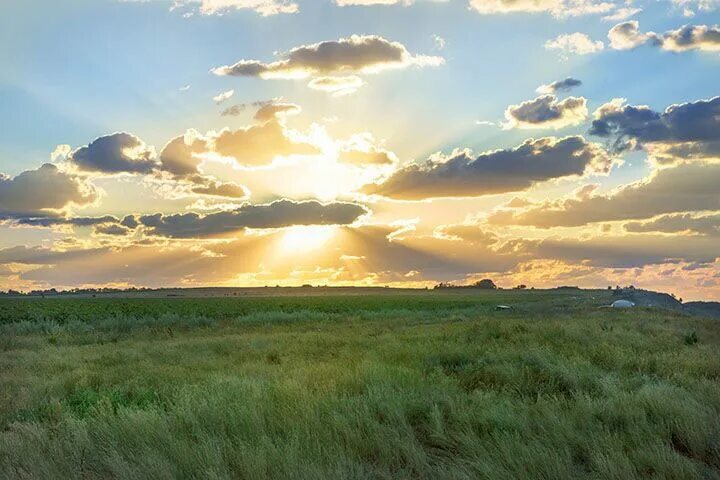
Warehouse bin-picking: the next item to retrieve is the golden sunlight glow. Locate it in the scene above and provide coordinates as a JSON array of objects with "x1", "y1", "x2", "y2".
[{"x1": 279, "y1": 225, "x2": 336, "y2": 253}]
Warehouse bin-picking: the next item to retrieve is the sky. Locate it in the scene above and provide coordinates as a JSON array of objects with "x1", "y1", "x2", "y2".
[{"x1": 0, "y1": 0, "x2": 719, "y2": 299}]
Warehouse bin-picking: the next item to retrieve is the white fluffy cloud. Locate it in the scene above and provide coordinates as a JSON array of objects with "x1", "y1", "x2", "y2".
[
  {"x1": 608, "y1": 22, "x2": 720, "y2": 52},
  {"x1": 608, "y1": 21, "x2": 659, "y2": 50},
  {"x1": 174, "y1": 0, "x2": 298, "y2": 16},
  {"x1": 470, "y1": 0, "x2": 614, "y2": 17},
  {"x1": 213, "y1": 89, "x2": 235, "y2": 104},
  {"x1": 545, "y1": 33, "x2": 605, "y2": 56},
  {"x1": 307, "y1": 76, "x2": 366, "y2": 96}
]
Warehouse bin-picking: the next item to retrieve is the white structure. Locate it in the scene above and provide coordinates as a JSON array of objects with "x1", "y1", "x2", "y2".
[{"x1": 611, "y1": 299, "x2": 635, "y2": 309}]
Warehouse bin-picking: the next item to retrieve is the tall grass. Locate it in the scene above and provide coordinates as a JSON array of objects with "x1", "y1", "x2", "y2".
[{"x1": 1, "y1": 292, "x2": 718, "y2": 479}]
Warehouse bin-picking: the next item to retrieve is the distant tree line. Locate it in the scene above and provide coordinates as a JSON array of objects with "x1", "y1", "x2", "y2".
[
  {"x1": 434, "y1": 279, "x2": 499, "y2": 290},
  {"x1": 0, "y1": 287, "x2": 154, "y2": 297}
]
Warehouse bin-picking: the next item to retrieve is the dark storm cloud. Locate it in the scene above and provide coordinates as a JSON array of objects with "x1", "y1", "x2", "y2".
[
  {"x1": 0, "y1": 164, "x2": 98, "y2": 217},
  {"x1": 139, "y1": 199, "x2": 369, "y2": 238},
  {"x1": 362, "y1": 136, "x2": 612, "y2": 200},
  {"x1": 69, "y1": 133, "x2": 157, "y2": 174}
]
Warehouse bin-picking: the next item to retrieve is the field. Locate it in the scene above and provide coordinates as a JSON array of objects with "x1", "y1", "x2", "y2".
[{"x1": 1, "y1": 289, "x2": 719, "y2": 479}]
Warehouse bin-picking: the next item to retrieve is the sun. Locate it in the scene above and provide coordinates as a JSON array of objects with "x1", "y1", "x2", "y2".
[{"x1": 278, "y1": 225, "x2": 335, "y2": 253}]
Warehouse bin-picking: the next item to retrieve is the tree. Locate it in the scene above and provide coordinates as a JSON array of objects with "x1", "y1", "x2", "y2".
[{"x1": 474, "y1": 279, "x2": 497, "y2": 290}]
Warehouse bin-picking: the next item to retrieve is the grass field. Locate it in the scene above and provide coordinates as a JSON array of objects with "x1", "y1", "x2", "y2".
[{"x1": 1, "y1": 290, "x2": 719, "y2": 479}]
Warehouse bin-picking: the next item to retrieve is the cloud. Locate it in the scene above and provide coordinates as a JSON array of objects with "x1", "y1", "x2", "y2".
[
  {"x1": 490, "y1": 162, "x2": 720, "y2": 227},
  {"x1": 469, "y1": 0, "x2": 614, "y2": 17},
  {"x1": 0, "y1": 164, "x2": 98, "y2": 218},
  {"x1": 155, "y1": 130, "x2": 254, "y2": 199},
  {"x1": 336, "y1": 133, "x2": 398, "y2": 166},
  {"x1": 174, "y1": 0, "x2": 299, "y2": 16},
  {"x1": 211, "y1": 35, "x2": 443, "y2": 91},
  {"x1": 95, "y1": 224, "x2": 132, "y2": 236},
  {"x1": 504, "y1": 95, "x2": 588, "y2": 129},
  {"x1": 536, "y1": 77, "x2": 582, "y2": 94},
  {"x1": 0, "y1": 245, "x2": 108, "y2": 266},
  {"x1": 532, "y1": 234, "x2": 720, "y2": 267},
  {"x1": 66, "y1": 103, "x2": 316, "y2": 183},
  {"x1": 253, "y1": 102, "x2": 301, "y2": 122},
  {"x1": 607, "y1": 21, "x2": 660, "y2": 50},
  {"x1": 362, "y1": 136, "x2": 613, "y2": 200},
  {"x1": 68, "y1": 133, "x2": 157, "y2": 174},
  {"x1": 307, "y1": 76, "x2": 365, "y2": 96},
  {"x1": 139, "y1": 199, "x2": 369, "y2": 238},
  {"x1": 334, "y1": 0, "x2": 415, "y2": 5},
  {"x1": 5, "y1": 215, "x2": 720, "y2": 296},
  {"x1": 607, "y1": 22, "x2": 720, "y2": 52},
  {"x1": 545, "y1": 33, "x2": 604, "y2": 56},
  {"x1": 221, "y1": 99, "x2": 276, "y2": 117},
  {"x1": 121, "y1": 215, "x2": 140, "y2": 229},
  {"x1": 221, "y1": 104, "x2": 248, "y2": 116},
  {"x1": 331, "y1": 0, "x2": 453, "y2": 7},
  {"x1": 624, "y1": 212, "x2": 720, "y2": 236},
  {"x1": 671, "y1": 0, "x2": 719, "y2": 17},
  {"x1": 433, "y1": 223, "x2": 498, "y2": 245},
  {"x1": 338, "y1": 149, "x2": 396, "y2": 166},
  {"x1": 601, "y1": 7, "x2": 641, "y2": 21},
  {"x1": 190, "y1": 181, "x2": 250, "y2": 199},
  {"x1": 213, "y1": 89, "x2": 235, "y2": 104},
  {"x1": 0, "y1": 222, "x2": 516, "y2": 289},
  {"x1": 661, "y1": 24, "x2": 720, "y2": 52},
  {"x1": 212, "y1": 117, "x2": 319, "y2": 166},
  {"x1": 589, "y1": 96, "x2": 720, "y2": 163},
  {"x1": 11, "y1": 215, "x2": 119, "y2": 228},
  {"x1": 158, "y1": 130, "x2": 210, "y2": 178}
]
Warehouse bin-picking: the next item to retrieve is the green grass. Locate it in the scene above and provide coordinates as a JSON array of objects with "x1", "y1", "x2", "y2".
[{"x1": 1, "y1": 291, "x2": 719, "y2": 479}]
